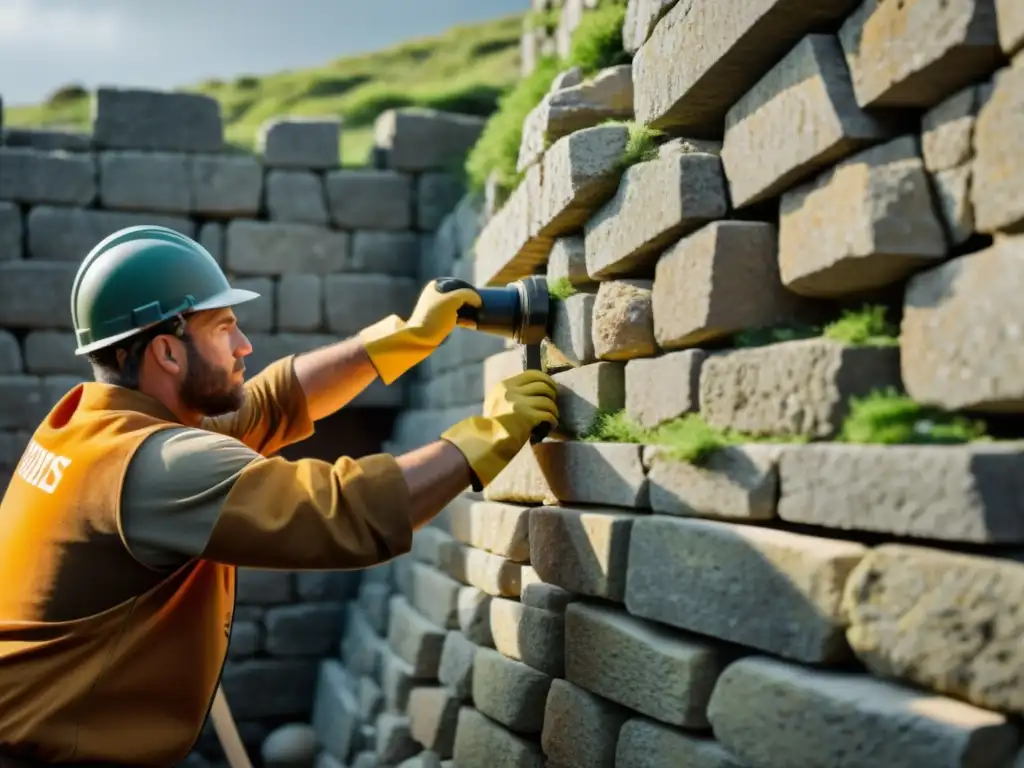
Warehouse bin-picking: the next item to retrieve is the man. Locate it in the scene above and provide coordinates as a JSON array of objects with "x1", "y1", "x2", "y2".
[{"x1": 0, "y1": 225, "x2": 559, "y2": 766}]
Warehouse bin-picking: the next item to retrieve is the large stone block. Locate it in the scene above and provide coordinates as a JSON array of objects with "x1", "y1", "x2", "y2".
[
  {"x1": 92, "y1": 87, "x2": 223, "y2": 152},
  {"x1": 0, "y1": 377, "x2": 53, "y2": 430},
  {"x1": 374, "y1": 109, "x2": 486, "y2": 172},
  {"x1": 264, "y1": 169, "x2": 328, "y2": 224},
  {"x1": 972, "y1": 65, "x2": 1024, "y2": 234},
  {"x1": 0, "y1": 331, "x2": 22, "y2": 374},
  {"x1": 310, "y1": 660, "x2": 359, "y2": 762},
  {"x1": 839, "y1": 0, "x2": 1003, "y2": 109},
  {"x1": 198, "y1": 222, "x2": 224, "y2": 265},
  {"x1": 451, "y1": 707, "x2": 544, "y2": 768},
  {"x1": 653, "y1": 221, "x2": 823, "y2": 348},
  {"x1": 623, "y1": 0, "x2": 679, "y2": 53},
  {"x1": 448, "y1": 501, "x2": 531, "y2": 562},
  {"x1": 548, "y1": 293, "x2": 597, "y2": 368},
  {"x1": 23, "y1": 332, "x2": 93, "y2": 377},
  {"x1": 224, "y1": 277, "x2": 272, "y2": 333},
  {"x1": 844, "y1": 544, "x2": 1024, "y2": 716},
  {"x1": 0, "y1": 202, "x2": 21, "y2": 261},
  {"x1": 190, "y1": 154, "x2": 263, "y2": 217},
  {"x1": 551, "y1": 362, "x2": 625, "y2": 437},
  {"x1": 902, "y1": 236, "x2": 1024, "y2": 410},
  {"x1": 699, "y1": 339, "x2": 901, "y2": 439},
  {"x1": 437, "y1": 631, "x2": 477, "y2": 701},
  {"x1": 264, "y1": 603, "x2": 344, "y2": 657},
  {"x1": 341, "y1": 603, "x2": 386, "y2": 679},
  {"x1": 26, "y1": 206, "x2": 194, "y2": 263},
  {"x1": 566, "y1": 602, "x2": 730, "y2": 729},
  {"x1": 417, "y1": 172, "x2": 464, "y2": 231},
  {"x1": 226, "y1": 220, "x2": 349, "y2": 275},
  {"x1": 350, "y1": 231, "x2": 420, "y2": 276},
  {"x1": 472, "y1": 646, "x2": 553, "y2": 734},
  {"x1": 3, "y1": 128, "x2": 91, "y2": 153},
  {"x1": 998, "y1": 0, "x2": 1024, "y2": 54},
  {"x1": 380, "y1": 649, "x2": 418, "y2": 713},
  {"x1": 323, "y1": 275, "x2": 418, "y2": 335},
  {"x1": 644, "y1": 443, "x2": 782, "y2": 521},
  {"x1": 325, "y1": 170, "x2": 413, "y2": 230},
  {"x1": 584, "y1": 150, "x2": 728, "y2": 280},
  {"x1": 376, "y1": 713, "x2": 420, "y2": 764},
  {"x1": 483, "y1": 444, "x2": 554, "y2": 505},
  {"x1": 922, "y1": 84, "x2": 985, "y2": 173},
  {"x1": 542, "y1": 679, "x2": 630, "y2": 768},
  {"x1": 633, "y1": 0, "x2": 862, "y2": 133},
  {"x1": 722, "y1": 34, "x2": 893, "y2": 208},
  {"x1": 707, "y1": 656, "x2": 1020, "y2": 768},
  {"x1": 257, "y1": 117, "x2": 340, "y2": 170},
  {"x1": 220, "y1": 659, "x2": 318, "y2": 720},
  {"x1": 489, "y1": 598, "x2": 565, "y2": 678},
  {"x1": 529, "y1": 505, "x2": 641, "y2": 602},
  {"x1": 616, "y1": 719, "x2": 743, "y2": 768},
  {"x1": 545, "y1": 235, "x2": 593, "y2": 287},
  {"x1": 626, "y1": 516, "x2": 867, "y2": 663},
  {"x1": 407, "y1": 687, "x2": 459, "y2": 757},
  {"x1": 386, "y1": 596, "x2": 446, "y2": 678},
  {"x1": 779, "y1": 136, "x2": 948, "y2": 297},
  {"x1": 538, "y1": 123, "x2": 630, "y2": 237},
  {"x1": 0, "y1": 148, "x2": 95, "y2": 206},
  {"x1": 98, "y1": 151, "x2": 191, "y2": 213},
  {"x1": 534, "y1": 441, "x2": 648, "y2": 507},
  {"x1": 275, "y1": 274, "x2": 324, "y2": 332},
  {"x1": 405, "y1": 563, "x2": 461, "y2": 630},
  {"x1": 0, "y1": 262, "x2": 78, "y2": 329},
  {"x1": 625, "y1": 349, "x2": 704, "y2": 429},
  {"x1": 440, "y1": 541, "x2": 523, "y2": 598},
  {"x1": 592, "y1": 279, "x2": 657, "y2": 361}
]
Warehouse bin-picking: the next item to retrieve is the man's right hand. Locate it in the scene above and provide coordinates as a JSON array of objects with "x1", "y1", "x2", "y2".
[{"x1": 441, "y1": 370, "x2": 559, "y2": 489}]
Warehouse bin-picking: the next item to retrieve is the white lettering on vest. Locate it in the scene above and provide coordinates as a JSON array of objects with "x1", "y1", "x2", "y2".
[{"x1": 15, "y1": 439, "x2": 72, "y2": 494}]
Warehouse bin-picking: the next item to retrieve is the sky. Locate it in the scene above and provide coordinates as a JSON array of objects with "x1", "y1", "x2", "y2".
[{"x1": 0, "y1": 0, "x2": 530, "y2": 106}]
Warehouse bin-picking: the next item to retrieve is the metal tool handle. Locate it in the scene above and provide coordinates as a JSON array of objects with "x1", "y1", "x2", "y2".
[{"x1": 434, "y1": 277, "x2": 480, "y2": 325}]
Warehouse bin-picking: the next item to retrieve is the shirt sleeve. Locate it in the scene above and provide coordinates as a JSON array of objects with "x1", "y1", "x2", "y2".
[
  {"x1": 119, "y1": 427, "x2": 414, "y2": 572},
  {"x1": 199, "y1": 355, "x2": 315, "y2": 456}
]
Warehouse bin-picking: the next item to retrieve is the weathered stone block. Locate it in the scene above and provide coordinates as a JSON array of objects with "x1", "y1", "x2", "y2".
[
  {"x1": 584, "y1": 151, "x2": 728, "y2": 280},
  {"x1": 0, "y1": 148, "x2": 95, "y2": 206},
  {"x1": 623, "y1": 0, "x2": 679, "y2": 53},
  {"x1": 844, "y1": 544, "x2": 1024, "y2": 716},
  {"x1": 779, "y1": 136, "x2": 948, "y2": 297},
  {"x1": 626, "y1": 516, "x2": 866, "y2": 663},
  {"x1": 407, "y1": 687, "x2": 460, "y2": 757},
  {"x1": 591, "y1": 279, "x2": 656, "y2": 360},
  {"x1": 452, "y1": 707, "x2": 544, "y2": 768},
  {"x1": 275, "y1": 274, "x2": 324, "y2": 332},
  {"x1": 0, "y1": 202, "x2": 21, "y2": 261},
  {"x1": 226, "y1": 220, "x2": 349, "y2": 275},
  {"x1": 93, "y1": 87, "x2": 223, "y2": 152},
  {"x1": 534, "y1": 440, "x2": 648, "y2": 507},
  {"x1": 190, "y1": 154, "x2": 262, "y2": 217},
  {"x1": 902, "y1": 236, "x2": 1024, "y2": 410},
  {"x1": 551, "y1": 362, "x2": 625, "y2": 437},
  {"x1": 264, "y1": 169, "x2": 327, "y2": 224},
  {"x1": 0, "y1": 376, "x2": 53, "y2": 429},
  {"x1": 931, "y1": 165, "x2": 976, "y2": 245},
  {"x1": 520, "y1": 580, "x2": 578, "y2": 613},
  {"x1": 20, "y1": 331, "x2": 90, "y2": 376},
  {"x1": 472, "y1": 646, "x2": 552, "y2": 734},
  {"x1": 722, "y1": 34, "x2": 893, "y2": 208},
  {"x1": 644, "y1": 443, "x2": 782, "y2": 521},
  {"x1": 700, "y1": 339, "x2": 902, "y2": 439},
  {"x1": 310, "y1": 660, "x2": 359, "y2": 762},
  {"x1": 548, "y1": 293, "x2": 597, "y2": 368},
  {"x1": 539, "y1": 123, "x2": 630, "y2": 237},
  {"x1": 417, "y1": 172, "x2": 463, "y2": 231},
  {"x1": 0, "y1": 262, "x2": 78, "y2": 329},
  {"x1": 26, "y1": 206, "x2": 193, "y2": 263},
  {"x1": 998, "y1": 0, "x2": 1024, "y2": 54},
  {"x1": 455, "y1": 586, "x2": 494, "y2": 648},
  {"x1": 257, "y1": 117, "x2": 340, "y2": 169},
  {"x1": 566, "y1": 602, "x2": 730, "y2": 729},
  {"x1": 839, "y1": 0, "x2": 1002, "y2": 109},
  {"x1": 405, "y1": 562, "x2": 460, "y2": 630},
  {"x1": 387, "y1": 596, "x2": 446, "y2": 678},
  {"x1": 633, "y1": 0, "x2": 862, "y2": 132},
  {"x1": 447, "y1": 501, "x2": 531, "y2": 562},
  {"x1": 411, "y1": 528, "x2": 453, "y2": 568},
  {"x1": 265, "y1": 603, "x2": 344, "y2": 657},
  {"x1": 341, "y1": 603, "x2": 386, "y2": 679},
  {"x1": 972, "y1": 65, "x2": 1024, "y2": 233},
  {"x1": 707, "y1": 656, "x2": 1020, "y2": 768},
  {"x1": 545, "y1": 236, "x2": 593, "y2": 287},
  {"x1": 922, "y1": 84, "x2": 984, "y2": 173},
  {"x1": 483, "y1": 444, "x2": 554, "y2": 504},
  {"x1": 98, "y1": 151, "x2": 190, "y2": 213},
  {"x1": 230, "y1": 277, "x2": 273, "y2": 333},
  {"x1": 519, "y1": 66, "x2": 633, "y2": 173},
  {"x1": 437, "y1": 631, "x2": 476, "y2": 701},
  {"x1": 440, "y1": 541, "x2": 522, "y2": 598},
  {"x1": 296, "y1": 571, "x2": 360, "y2": 602},
  {"x1": 381, "y1": 649, "x2": 418, "y2": 713},
  {"x1": 325, "y1": 170, "x2": 413, "y2": 230},
  {"x1": 3, "y1": 128, "x2": 91, "y2": 153},
  {"x1": 237, "y1": 569, "x2": 293, "y2": 604},
  {"x1": 616, "y1": 719, "x2": 743, "y2": 768},
  {"x1": 374, "y1": 109, "x2": 486, "y2": 172},
  {"x1": 625, "y1": 350, "x2": 704, "y2": 429},
  {"x1": 323, "y1": 274, "x2": 418, "y2": 335},
  {"x1": 0, "y1": 332, "x2": 22, "y2": 374},
  {"x1": 198, "y1": 222, "x2": 224, "y2": 265},
  {"x1": 350, "y1": 231, "x2": 420, "y2": 276},
  {"x1": 529, "y1": 505, "x2": 640, "y2": 601},
  {"x1": 542, "y1": 679, "x2": 630, "y2": 768},
  {"x1": 358, "y1": 581, "x2": 392, "y2": 636},
  {"x1": 489, "y1": 597, "x2": 565, "y2": 678},
  {"x1": 220, "y1": 659, "x2": 318, "y2": 719},
  {"x1": 376, "y1": 713, "x2": 420, "y2": 765}
]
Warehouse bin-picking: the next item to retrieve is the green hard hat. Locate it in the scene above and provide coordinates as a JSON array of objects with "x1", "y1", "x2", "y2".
[{"x1": 71, "y1": 224, "x2": 259, "y2": 356}]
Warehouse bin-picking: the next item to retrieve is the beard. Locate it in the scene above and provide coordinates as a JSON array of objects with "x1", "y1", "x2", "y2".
[{"x1": 178, "y1": 341, "x2": 246, "y2": 417}]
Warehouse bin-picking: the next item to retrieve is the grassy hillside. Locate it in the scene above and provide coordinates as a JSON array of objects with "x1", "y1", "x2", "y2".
[{"x1": 4, "y1": 13, "x2": 524, "y2": 167}]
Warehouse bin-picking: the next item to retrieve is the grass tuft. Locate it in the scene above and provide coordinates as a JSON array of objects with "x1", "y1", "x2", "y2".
[
  {"x1": 547, "y1": 277, "x2": 578, "y2": 300},
  {"x1": 822, "y1": 305, "x2": 900, "y2": 347},
  {"x1": 838, "y1": 388, "x2": 990, "y2": 445}
]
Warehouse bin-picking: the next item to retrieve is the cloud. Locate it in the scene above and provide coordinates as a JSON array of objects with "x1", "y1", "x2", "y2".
[{"x1": 0, "y1": 0, "x2": 127, "y2": 51}]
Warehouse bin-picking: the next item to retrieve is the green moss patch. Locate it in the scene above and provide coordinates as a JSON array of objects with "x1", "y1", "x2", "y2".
[
  {"x1": 730, "y1": 304, "x2": 900, "y2": 349},
  {"x1": 547, "y1": 277, "x2": 578, "y2": 300},
  {"x1": 838, "y1": 388, "x2": 990, "y2": 445}
]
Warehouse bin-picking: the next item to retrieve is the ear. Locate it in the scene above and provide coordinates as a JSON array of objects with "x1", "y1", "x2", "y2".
[{"x1": 149, "y1": 336, "x2": 184, "y2": 377}]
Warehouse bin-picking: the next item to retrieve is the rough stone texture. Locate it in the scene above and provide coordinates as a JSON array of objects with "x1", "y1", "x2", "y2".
[
  {"x1": 483, "y1": 444, "x2": 554, "y2": 505},
  {"x1": 310, "y1": 660, "x2": 359, "y2": 762},
  {"x1": 539, "y1": 123, "x2": 630, "y2": 237},
  {"x1": 448, "y1": 501, "x2": 531, "y2": 562},
  {"x1": 591, "y1": 279, "x2": 657, "y2": 361},
  {"x1": 417, "y1": 173, "x2": 464, "y2": 231},
  {"x1": 265, "y1": 169, "x2": 328, "y2": 224},
  {"x1": 584, "y1": 150, "x2": 728, "y2": 279},
  {"x1": 722, "y1": 34, "x2": 893, "y2": 208},
  {"x1": 386, "y1": 596, "x2": 446, "y2": 678},
  {"x1": 548, "y1": 293, "x2": 597, "y2": 367},
  {"x1": 440, "y1": 541, "x2": 523, "y2": 599},
  {"x1": 971, "y1": 65, "x2": 1024, "y2": 234},
  {"x1": 257, "y1": 117, "x2": 341, "y2": 169},
  {"x1": 625, "y1": 349, "x2": 705, "y2": 428},
  {"x1": 472, "y1": 646, "x2": 553, "y2": 734},
  {"x1": 451, "y1": 707, "x2": 544, "y2": 768},
  {"x1": 998, "y1": 0, "x2": 1024, "y2": 54},
  {"x1": 350, "y1": 231, "x2": 421, "y2": 277},
  {"x1": 542, "y1": 679, "x2": 630, "y2": 768},
  {"x1": 374, "y1": 109, "x2": 486, "y2": 172},
  {"x1": 707, "y1": 656, "x2": 1021, "y2": 768},
  {"x1": 93, "y1": 87, "x2": 223, "y2": 152},
  {"x1": 838, "y1": 0, "x2": 1003, "y2": 109},
  {"x1": 323, "y1": 275, "x2": 418, "y2": 336},
  {"x1": 699, "y1": 339, "x2": 902, "y2": 439},
  {"x1": 407, "y1": 687, "x2": 459, "y2": 757},
  {"x1": 325, "y1": 170, "x2": 413, "y2": 230},
  {"x1": 653, "y1": 221, "x2": 823, "y2": 349},
  {"x1": 190, "y1": 154, "x2": 263, "y2": 217},
  {"x1": 0, "y1": 148, "x2": 96, "y2": 206},
  {"x1": 626, "y1": 516, "x2": 867, "y2": 663},
  {"x1": 551, "y1": 362, "x2": 625, "y2": 437},
  {"x1": 932, "y1": 165, "x2": 976, "y2": 245},
  {"x1": 644, "y1": 443, "x2": 783, "y2": 521},
  {"x1": 534, "y1": 441, "x2": 648, "y2": 508},
  {"x1": 843, "y1": 544, "x2": 1024, "y2": 716},
  {"x1": 276, "y1": 275, "x2": 324, "y2": 332},
  {"x1": 623, "y1": 0, "x2": 679, "y2": 53},
  {"x1": 902, "y1": 236, "x2": 1024, "y2": 411},
  {"x1": 437, "y1": 631, "x2": 476, "y2": 701},
  {"x1": 0, "y1": 262, "x2": 79, "y2": 329},
  {"x1": 632, "y1": 0, "x2": 863, "y2": 133},
  {"x1": 545, "y1": 236, "x2": 593, "y2": 287},
  {"x1": 616, "y1": 719, "x2": 744, "y2": 768},
  {"x1": 489, "y1": 597, "x2": 566, "y2": 678},
  {"x1": 519, "y1": 66, "x2": 634, "y2": 172},
  {"x1": 2, "y1": 128, "x2": 92, "y2": 153},
  {"x1": 405, "y1": 563, "x2": 460, "y2": 630},
  {"x1": 565, "y1": 602, "x2": 730, "y2": 729},
  {"x1": 98, "y1": 151, "x2": 191, "y2": 213},
  {"x1": 226, "y1": 220, "x2": 349, "y2": 275},
  {"x1": 26, "y1": 206, "x2": 194, "y2": 262},
  {"x1": 779, "y1": 136, "x2": 948, "y2": 297},
  {"x1": 529, "y1": 506, "x2": 641, "y2": 602},
  {"x1": 922, "y1": 84, "x2": 984, "y2": 173}
]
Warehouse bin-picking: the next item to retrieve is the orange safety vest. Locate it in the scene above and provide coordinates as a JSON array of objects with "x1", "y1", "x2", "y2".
[{"x1": 0, "y1": 383, "x2": 234, "y2": 766}]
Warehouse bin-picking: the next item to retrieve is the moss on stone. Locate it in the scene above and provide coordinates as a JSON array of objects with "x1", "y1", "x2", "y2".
[
  {"x1": 547, "y1": 277, "x2": 578, "y2": 300},
  {"x1": 730, "y1": 304, "x2": 900, "y2": 349},
  {"x1": 837, "y1": 388, "x2": 990, "y2": 445}
]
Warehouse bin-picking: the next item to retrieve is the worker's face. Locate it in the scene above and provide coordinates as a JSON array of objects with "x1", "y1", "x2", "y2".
[{"x1": 177, "y1": 309, "x2": 253, "y2": 416}]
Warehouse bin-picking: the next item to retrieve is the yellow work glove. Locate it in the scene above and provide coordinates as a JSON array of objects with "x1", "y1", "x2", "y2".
[
  {"x1": 441, "y1": 369, "x2": 559, "y2": 490},
  {"x1": 359, "y1": 281, "x2": 482, "y2": 385}
]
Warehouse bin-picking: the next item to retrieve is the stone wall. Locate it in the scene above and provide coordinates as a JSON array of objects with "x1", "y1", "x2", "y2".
[{"x1": 300, "y1": 1, "x2": 1024, "y2": 767}]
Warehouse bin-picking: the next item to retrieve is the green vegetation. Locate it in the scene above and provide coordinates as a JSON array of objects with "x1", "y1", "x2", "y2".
[
  {"x1": 5, "y1": 14, "x2": 524, "y2": 166},
  {"x1": 837, "y1": 388, "x2": 990, "y2": 445},
  {"x1": 613, "y1": 120, "x2": 663, "y2": 169},
  {"x1": 547, "y1": 277, "x2": 578, "y2": 300},
  {"x1": 731, "y1": 304, "x2": 900, "y2": 349}
]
